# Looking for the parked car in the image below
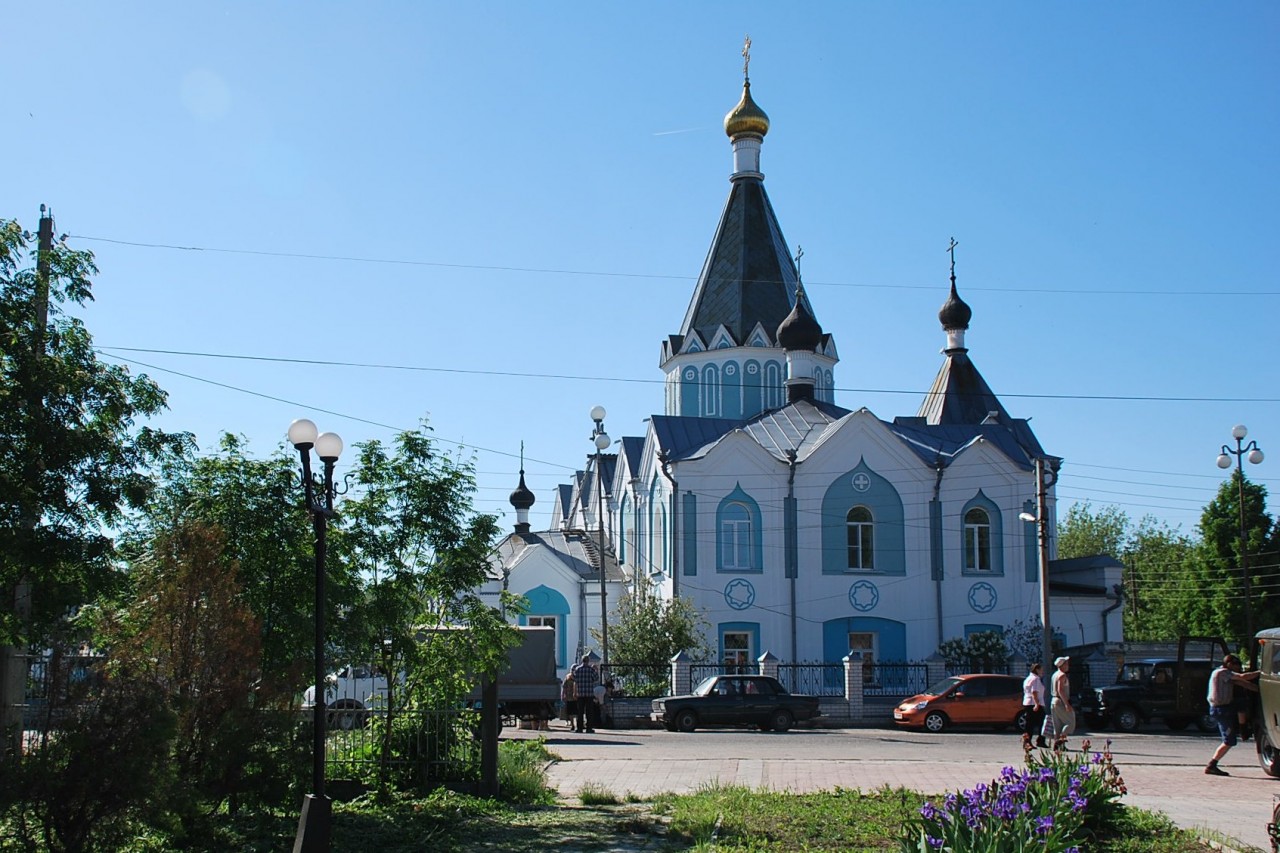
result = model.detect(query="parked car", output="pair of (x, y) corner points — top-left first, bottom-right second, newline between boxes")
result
(1078, 637), (1227, 733)
(650, 674), (821, 733)
(893, 673), (1026, 733)
(1252, 627), (1280, 778)
(301, 664), (391, 730)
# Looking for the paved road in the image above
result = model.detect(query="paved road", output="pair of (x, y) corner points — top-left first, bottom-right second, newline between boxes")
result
(516, 723), (1280, 851)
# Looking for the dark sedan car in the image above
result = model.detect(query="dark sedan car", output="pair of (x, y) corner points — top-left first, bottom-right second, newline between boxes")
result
(650, 674), (822, 732)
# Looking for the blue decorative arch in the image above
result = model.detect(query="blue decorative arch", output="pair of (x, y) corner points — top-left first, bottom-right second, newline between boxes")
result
(717, 484), (763, 573)
(519, 584), (571, 667)
(680, 366), (699, 417)
(722, 361), (742, 418)
(960, 490), (1004, 575)
(764, 361), (783, 409)
(701, 364), (719, 416)
(821, 459), (906, 575)
(822, 616), (907, 664)
(743, 359), (763, 417)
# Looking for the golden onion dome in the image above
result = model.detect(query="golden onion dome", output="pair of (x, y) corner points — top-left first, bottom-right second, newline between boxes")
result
(724, 81), (770, 138)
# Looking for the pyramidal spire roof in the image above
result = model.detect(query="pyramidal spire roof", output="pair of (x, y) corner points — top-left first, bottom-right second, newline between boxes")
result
(675, 45), (805, 348)
(917, 241), (1011, 426)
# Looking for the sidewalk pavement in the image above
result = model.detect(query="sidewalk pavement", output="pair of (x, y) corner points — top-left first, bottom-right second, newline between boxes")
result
(543, 743), (1278, 851)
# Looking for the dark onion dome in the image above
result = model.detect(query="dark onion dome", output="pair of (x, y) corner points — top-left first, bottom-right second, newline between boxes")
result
(509, 470), (535, 510)
(776, 286), (823, 351)
(938, 281), (972, 330)
(724, 80), (770, 138)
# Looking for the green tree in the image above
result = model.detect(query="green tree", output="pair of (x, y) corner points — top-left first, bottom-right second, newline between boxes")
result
(597, 583), (710, 694)
(126, 433), (328, 691)
(1057, 501), (1131, 560)
(1119, 517), (1196, 642)
(336, 421), (515, 706)
(0, 217), (190, 746)
(1191, 471), (1273, 647)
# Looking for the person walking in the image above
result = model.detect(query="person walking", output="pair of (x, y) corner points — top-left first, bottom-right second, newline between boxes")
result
(1049, 656), (1075, 751)
(560, 671), (577, 731)
(1022, 662), (1048, 749)
(571, 654), (599, 734)
(1205, 653), (1259, 776)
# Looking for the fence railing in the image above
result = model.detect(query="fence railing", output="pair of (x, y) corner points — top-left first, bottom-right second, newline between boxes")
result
(601, 663), (669, 699)
(862, 662), (930, 697)
(324, 706), (481, 789)
(775, 662), (845, 697)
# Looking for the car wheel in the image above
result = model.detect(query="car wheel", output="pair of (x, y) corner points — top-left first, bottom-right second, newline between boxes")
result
(1113, 706), (1141, 733)
(1165, 717), (1191, 732)
(1194, 713), (1215, 733)
(924, 711), (948, 733)
(1014, 709), (1029, 733)
(1258, 724), (1280, 778)
(327, 700), (367, 731)
(769, 709), (794, 733)
(674, 709), (697, 733)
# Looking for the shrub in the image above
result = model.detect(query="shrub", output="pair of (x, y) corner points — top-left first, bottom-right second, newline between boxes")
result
(497, 737), (556, 805)
(899, 739), (1127, 852)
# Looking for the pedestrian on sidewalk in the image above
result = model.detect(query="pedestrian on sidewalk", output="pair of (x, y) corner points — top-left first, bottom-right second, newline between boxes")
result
(561, 671), (577, 731)
(571, 654), (599, 734)
(1022, 662), (1048, 749)
(1049, 656), (1075, 751)
(1205, 653), (1259, 776)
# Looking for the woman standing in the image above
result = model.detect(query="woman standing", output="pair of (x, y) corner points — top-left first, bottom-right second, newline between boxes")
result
(1022, 662), (1048, 749)
(561, 671), (577, 731)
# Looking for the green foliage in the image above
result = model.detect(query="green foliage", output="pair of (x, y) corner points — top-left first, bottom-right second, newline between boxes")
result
(1058, 502), (1131, 561)
(125, 433), (322, 693)
(0, 671), (177, 853)
(1003, 618), (1046, 663)
(498, 737), (557, 805)
(938, 631), (1010, 671)
(1192, 472), (1273, 646)
(577, 782), (620, 806)
(335, 421), (515, 707)
(900, 739), (1127, 852)
(599, 582), (711, 667)
(0, 217), (192, 646)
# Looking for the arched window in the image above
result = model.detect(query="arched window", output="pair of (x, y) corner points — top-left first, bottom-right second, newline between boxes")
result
(720, 502), (752, 570)
(964, 507), (992, 571)
(652, 504), (667, 575)
(847, 506), (874, 570)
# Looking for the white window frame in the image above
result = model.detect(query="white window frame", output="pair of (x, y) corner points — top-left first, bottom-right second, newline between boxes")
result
(964, 507), (992, 572)
(720, 502), (752, 570)
(846, 506), (875, 570)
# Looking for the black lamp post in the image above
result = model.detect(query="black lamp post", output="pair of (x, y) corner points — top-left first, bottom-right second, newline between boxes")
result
(1217, 424), (1265, 647)
(288, 418), (343, 853)
(589, 406), (610, 667)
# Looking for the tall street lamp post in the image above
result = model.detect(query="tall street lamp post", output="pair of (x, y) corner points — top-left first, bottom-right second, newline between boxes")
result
(590, 406), (610, 666)
(288, 418), (344, 853)
(1217, 424), (1265, 647)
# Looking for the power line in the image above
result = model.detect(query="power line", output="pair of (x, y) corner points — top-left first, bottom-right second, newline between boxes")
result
(70, 233), (1280, 297)
(95, 345), (1280, 405)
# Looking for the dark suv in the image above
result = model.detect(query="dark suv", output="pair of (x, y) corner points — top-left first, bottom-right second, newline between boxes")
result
(1084, 658), (1219, 732)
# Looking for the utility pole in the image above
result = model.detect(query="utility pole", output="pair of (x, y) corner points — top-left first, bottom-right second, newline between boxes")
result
(1, 206), (52, 759)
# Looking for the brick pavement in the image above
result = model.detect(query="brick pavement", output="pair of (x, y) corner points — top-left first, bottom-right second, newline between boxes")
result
(543, 745), (1278, 851)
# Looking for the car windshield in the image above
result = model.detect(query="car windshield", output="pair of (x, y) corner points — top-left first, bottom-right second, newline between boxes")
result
(1119, 664), (1151, 683)
(923, 676), (962, 697)
(692, 677), (719, 696)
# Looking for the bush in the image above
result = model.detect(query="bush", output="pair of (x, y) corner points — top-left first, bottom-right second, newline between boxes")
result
(498, 737), (556, 805)
(899, 739), (1127, 852)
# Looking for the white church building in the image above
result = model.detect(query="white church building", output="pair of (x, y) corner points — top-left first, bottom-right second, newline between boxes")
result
(484, 62), (1123, 677)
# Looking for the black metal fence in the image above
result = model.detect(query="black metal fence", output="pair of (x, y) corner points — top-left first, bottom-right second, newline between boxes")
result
(601, 663), (669, 699)
(863, 662), (930, 697)
(324, 707), (481, 790)
(775, 662), (845, 697)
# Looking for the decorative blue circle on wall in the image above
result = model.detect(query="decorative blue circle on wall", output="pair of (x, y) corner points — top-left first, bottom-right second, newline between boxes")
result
(849, 580), (879, 612)
(724, 579), (756, 611)
(968, 582), (998, 613)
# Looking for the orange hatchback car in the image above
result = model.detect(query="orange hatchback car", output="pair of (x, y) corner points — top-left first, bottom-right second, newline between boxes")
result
(893, 673), (1027, 733)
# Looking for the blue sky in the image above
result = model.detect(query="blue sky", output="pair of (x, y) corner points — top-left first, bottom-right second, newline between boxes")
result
(3, 3), (1277, 537)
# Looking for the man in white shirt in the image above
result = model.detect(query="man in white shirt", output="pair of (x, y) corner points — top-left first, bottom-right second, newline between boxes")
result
(1022, 663), (1048, 749)
(1050, 656), (1075, 751)
(1205, 653), (1259, 776)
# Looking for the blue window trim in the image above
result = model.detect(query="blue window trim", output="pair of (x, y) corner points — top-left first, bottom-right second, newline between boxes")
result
(716, 484), (763, 574)
(821, 459), (906, 576)
(718, 622), (760, 667)
(960, 491), (1004, 577)
(518, 584), (571, 668)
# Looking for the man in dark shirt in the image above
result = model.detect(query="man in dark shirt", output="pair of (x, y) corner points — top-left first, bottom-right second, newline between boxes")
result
(571, 654), (599, 733)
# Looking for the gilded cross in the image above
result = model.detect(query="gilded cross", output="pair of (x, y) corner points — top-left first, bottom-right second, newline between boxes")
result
(743, 35), (752, 80)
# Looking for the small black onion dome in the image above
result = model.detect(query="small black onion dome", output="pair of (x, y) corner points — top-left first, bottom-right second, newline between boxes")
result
(776, 287), (823, 351)
(938, 282), (972, 330)
(509, 470), (535, 510)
